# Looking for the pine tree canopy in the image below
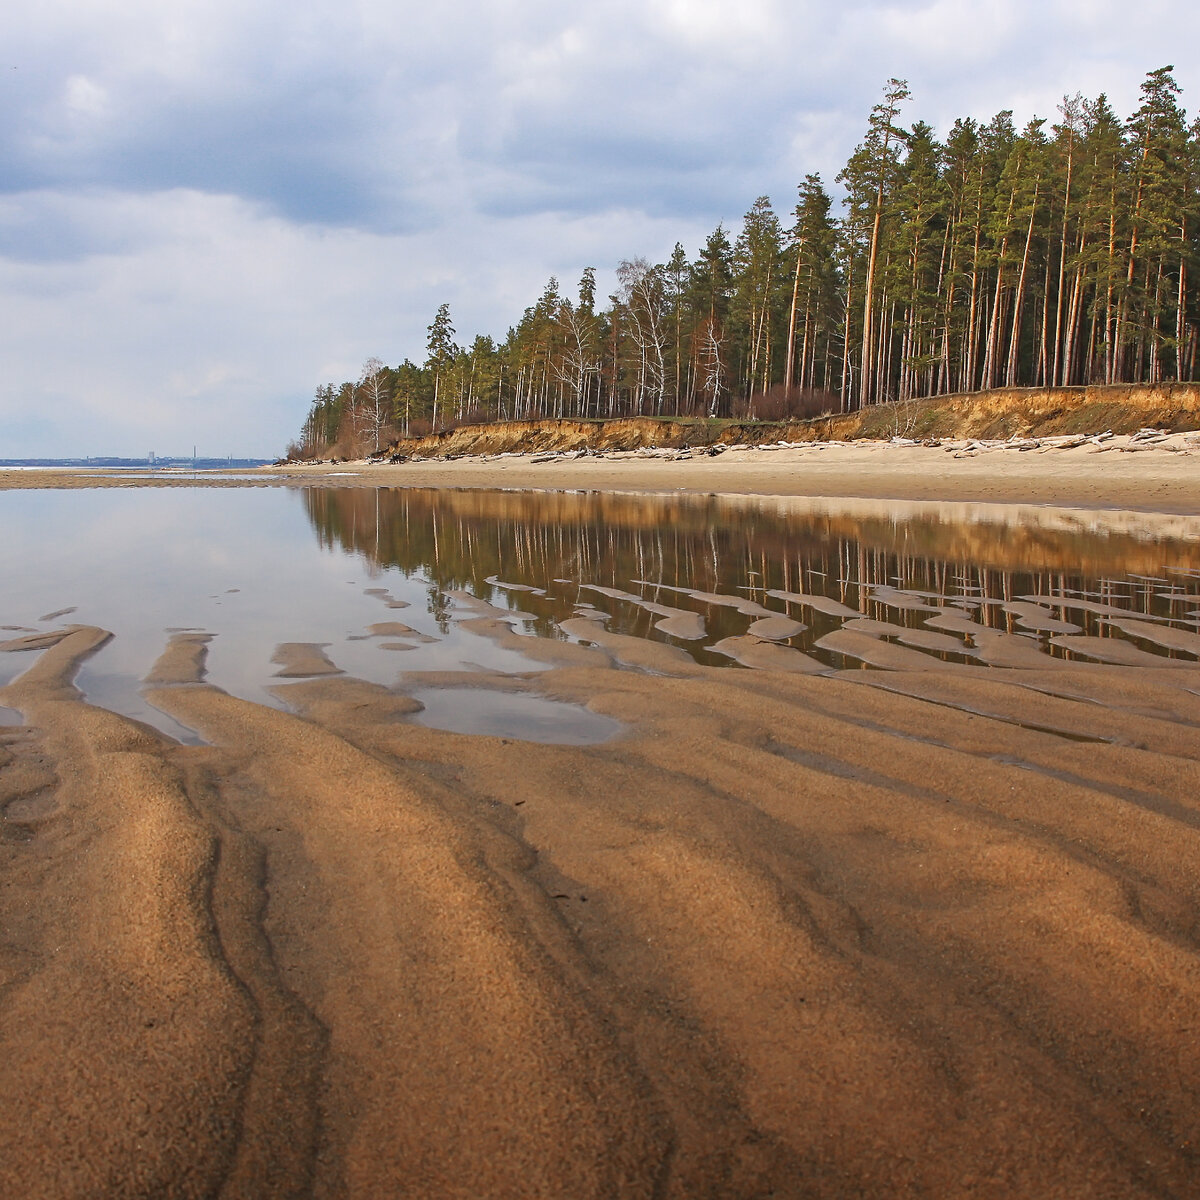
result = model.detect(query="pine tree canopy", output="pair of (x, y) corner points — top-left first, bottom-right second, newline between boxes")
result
(298, 68), (1200, 456)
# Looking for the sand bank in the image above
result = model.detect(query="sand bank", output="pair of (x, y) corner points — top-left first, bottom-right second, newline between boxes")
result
(4, 460), (1200, 1195)
(306, 433), (1200, 512)
(4, 430), (1200, 513)
(3, 606), (1200, 1196)
(290, 428), (1200, 514)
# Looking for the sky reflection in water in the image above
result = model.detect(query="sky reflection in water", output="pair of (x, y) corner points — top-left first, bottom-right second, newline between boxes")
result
(2, 486), (1199, 741)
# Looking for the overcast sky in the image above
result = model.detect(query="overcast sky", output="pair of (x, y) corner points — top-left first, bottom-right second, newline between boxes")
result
(1, 0), (1196, 457)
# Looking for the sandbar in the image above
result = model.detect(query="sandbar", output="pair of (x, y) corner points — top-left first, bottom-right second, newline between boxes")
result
(1, 429), (1199, 513)
(2, 455), (1200, 1196)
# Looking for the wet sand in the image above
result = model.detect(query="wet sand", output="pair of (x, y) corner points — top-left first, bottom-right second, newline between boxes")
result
(2, 615), (1199, 1196)
(3, 464), (1200, 1196)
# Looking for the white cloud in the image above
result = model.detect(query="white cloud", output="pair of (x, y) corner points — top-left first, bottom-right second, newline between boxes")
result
(0, 187), (701, 456)
(1, 0), (1198, 454)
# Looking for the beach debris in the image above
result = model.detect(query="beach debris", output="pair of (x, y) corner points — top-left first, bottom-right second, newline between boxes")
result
(1120, 439), (1184, 452)
(943, 428), (1156, 456)
(1039, 431), (1113, 449)
(367, 422), (1194, 464)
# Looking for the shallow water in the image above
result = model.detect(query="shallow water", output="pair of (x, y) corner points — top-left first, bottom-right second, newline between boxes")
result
(303, 487), (1200, 668)
(74, 472), (272, 482)
(2, 486), (1199, 741)
(407, 687), (623, 745)
(0, 488), (548, 741)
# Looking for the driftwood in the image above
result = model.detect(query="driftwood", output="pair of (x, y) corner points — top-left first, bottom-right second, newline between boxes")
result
(361, 424), (1197, 466)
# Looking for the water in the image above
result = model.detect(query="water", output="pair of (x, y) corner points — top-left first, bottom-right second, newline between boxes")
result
(0, 458), (272, 470)
(407, 687), (623, 744)
(300, 487), (1200, 667)
(2, 486), (1199, 742)
(0, 489), (549, 741)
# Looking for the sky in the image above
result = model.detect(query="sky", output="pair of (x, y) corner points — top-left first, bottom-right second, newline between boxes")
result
(1, 0), (1197, 458)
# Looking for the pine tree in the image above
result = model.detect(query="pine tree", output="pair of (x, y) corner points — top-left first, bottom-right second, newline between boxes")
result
(731, 196), (784, 406)
(425, 302), (456, 431)
(1122, 67), (1190, 380)
(890, 121), (948, 399)
(784, 175), (840, 397)
(664, 243), (692, 411)
(838, 78), (911, 406)
(295, 70), (1200, 452)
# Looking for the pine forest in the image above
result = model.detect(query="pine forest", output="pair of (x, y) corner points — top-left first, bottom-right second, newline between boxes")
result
(295, 67), (1200, 457)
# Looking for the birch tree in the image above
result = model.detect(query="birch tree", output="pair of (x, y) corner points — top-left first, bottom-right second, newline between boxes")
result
(356, 357), (392, 450)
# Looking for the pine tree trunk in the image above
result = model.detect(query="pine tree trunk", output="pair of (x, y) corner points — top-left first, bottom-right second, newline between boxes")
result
(799, 286), (813, 392)
(1063, 228), (1087, 385)
(841, 260), (855, 410)
(860, 178), (887, 406)
(1180, 262), (1190, 381)
(933, 212), (954, 394)
(965, 182), (986, 389)
(1006, 180), (1040, 386)
(1105, 208), (1118, 383)
(784, 241), (804, 392)
(1052, 142), (1074, 385)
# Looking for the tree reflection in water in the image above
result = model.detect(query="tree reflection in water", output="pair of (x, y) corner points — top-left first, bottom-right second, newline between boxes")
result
(302, 487), (1200, 668)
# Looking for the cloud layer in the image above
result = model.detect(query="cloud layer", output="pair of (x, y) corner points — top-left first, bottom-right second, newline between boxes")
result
(1, 0), (1196, 455)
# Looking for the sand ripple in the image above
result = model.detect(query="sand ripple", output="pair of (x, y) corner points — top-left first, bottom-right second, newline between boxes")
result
(1, 625), (1199, 1196)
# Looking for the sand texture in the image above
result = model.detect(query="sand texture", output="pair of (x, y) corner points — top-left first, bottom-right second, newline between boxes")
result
(5, 429), (1200, 513)
(2, 608), (1200, 1198)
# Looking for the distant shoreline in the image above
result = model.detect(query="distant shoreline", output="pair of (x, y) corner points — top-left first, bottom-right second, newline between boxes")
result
(5, 433), (1200, 516)
(0, 458), (272, 470)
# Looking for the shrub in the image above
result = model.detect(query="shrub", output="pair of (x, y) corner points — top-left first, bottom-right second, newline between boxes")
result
(734, 386), (840, 422)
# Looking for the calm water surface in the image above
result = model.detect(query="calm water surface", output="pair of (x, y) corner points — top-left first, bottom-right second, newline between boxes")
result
(3, 486), (1199, 741)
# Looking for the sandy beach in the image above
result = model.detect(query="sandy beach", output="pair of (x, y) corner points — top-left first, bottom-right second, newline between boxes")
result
(4, 429), (1200, 513)
(298, 433), (1200, 513)
(3, 448), (1200, 1197)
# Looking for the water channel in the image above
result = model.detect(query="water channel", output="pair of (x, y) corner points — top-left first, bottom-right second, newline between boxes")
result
(2, 485), (1198, 742)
